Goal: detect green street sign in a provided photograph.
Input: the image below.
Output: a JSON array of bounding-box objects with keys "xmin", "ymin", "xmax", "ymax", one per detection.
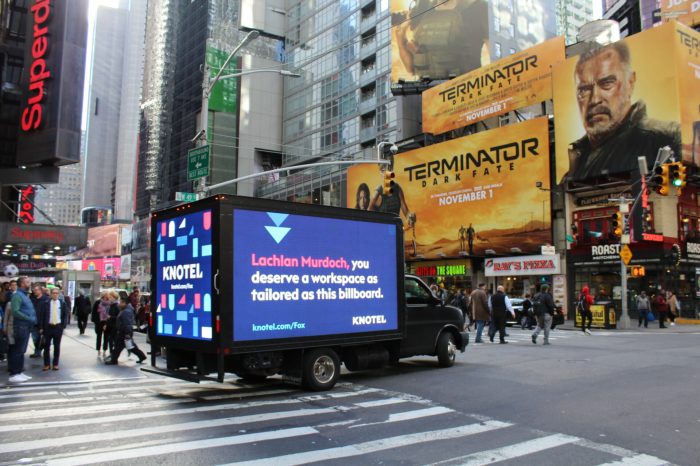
[
  {"xmin": 188, "ymin": 145, "xmax": 210, "ymax": 181},
  {"xmin": 175, "ymin": 192, "xmax": 198, "ymax": 202}
]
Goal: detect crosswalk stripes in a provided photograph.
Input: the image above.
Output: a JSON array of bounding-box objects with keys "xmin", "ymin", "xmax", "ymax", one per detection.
[
  {"xmin": 0, "ymin": 377, "xmax": 675, "ymax": 466},
  {"xmin": 466, "ymin": 328, "xmax": 621, "ymax": 347}
]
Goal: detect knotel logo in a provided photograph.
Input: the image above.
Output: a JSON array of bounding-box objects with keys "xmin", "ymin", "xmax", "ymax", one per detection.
[{"xmin": 265, "ymin": 212, "xmax": 291, "ymax": 244}]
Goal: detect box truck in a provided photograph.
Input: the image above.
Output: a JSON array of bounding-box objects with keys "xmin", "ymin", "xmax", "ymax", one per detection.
[{"xmin": 147, "ymin": 195, "xmax": 468, "ymax": 390}]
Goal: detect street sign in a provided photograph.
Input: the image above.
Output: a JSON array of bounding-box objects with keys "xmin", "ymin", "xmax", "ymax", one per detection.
[
  {"xmin": 175, "ymin": 192, "xmax": 198, "ymax": 202},
  {"xmin": 187, "ymin": 145, "xmax": 210, "ymax": 181},
  {"xmin": 541, "ymin": 245, "xmax": 555, "ymax": 255},
  {"xmin": 620, "ymin": 244, "xmax": 633, "ymax": 265}
]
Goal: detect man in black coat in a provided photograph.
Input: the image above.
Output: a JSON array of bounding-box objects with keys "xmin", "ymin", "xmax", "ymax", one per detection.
[
  {"xmin": 105, "ymin": 297, "xmax": 146, "ymax": 365},
  {"xmin": 38, "ymin": 288, "xmax": 69, "ymax": 370},
  {"xmin": 488, "ymin": 285, "xmax": 515, "ymax": 344},
  {"xmin": 531, "ymin": 284, "xmax": 557, "ymax": 346},
  {"xmin": 73, "ymin": 291, "xmax": 91, "ymax": 335}
]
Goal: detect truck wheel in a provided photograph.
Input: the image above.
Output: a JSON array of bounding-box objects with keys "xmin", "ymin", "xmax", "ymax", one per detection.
[
  {"xmin": 302, "ymin": 348, "xmax": 340, "ymax": 391},
  {"xmin": 437, "ymin": 332, "xmax": 457, "ymax": 367}
]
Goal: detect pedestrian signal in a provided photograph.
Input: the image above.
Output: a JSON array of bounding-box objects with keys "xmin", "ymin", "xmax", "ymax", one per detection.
[
  {"xmin": 630, "ymin": 266, "xmax": 645, "ymax": 277},
  {"xmin": 611, "ymin": 211, "xmax": 622, "ymax": 237},
  {"xmin": 383, "ymin": 171, "xmax": 395, "ymax": 195},
  {"xmin": 651, "ymin": 164, "xmax": 670, "ymax": 196}
]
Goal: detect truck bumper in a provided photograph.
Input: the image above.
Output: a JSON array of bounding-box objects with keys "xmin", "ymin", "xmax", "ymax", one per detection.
[{"xmin": 458, "ymin": 331, "xmax": 469, "ymax": 352}]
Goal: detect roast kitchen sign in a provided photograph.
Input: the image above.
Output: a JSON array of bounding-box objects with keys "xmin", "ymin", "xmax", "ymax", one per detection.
[{"xmin": 485, "ymin": 255, "xmax": 561, "ymax": 277}]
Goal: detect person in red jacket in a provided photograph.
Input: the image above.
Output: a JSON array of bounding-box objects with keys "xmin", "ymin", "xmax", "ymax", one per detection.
[
  {"xmin": 654, "ymin": 290, "xmax": 668, "ymax": 329},
  {"xmin": 577, "ymin": 286, "xmax": 594, "ymax": 334}
]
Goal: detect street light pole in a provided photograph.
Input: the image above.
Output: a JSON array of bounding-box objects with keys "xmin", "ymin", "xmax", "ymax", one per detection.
[{"xmin": 197, "ymin": 30, "xmax": 261, "ymax": 194}]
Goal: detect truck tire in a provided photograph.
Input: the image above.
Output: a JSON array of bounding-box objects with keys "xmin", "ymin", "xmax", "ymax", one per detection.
[
  {"xmin": 437, "ymin": 332, "xmax": 457, "ymax": 367},
  {"xmin": 302, "ymin": 348, "xmax": 340, "ymax": 391}
]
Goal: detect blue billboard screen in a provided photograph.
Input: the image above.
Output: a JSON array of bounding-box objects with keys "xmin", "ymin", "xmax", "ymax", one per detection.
[
  {"xmin": 233, "ymin": 209, "xmax": 399, "ymax": 341},
  {"xmin": 155, "ymin": 209, "xmax": 213, "ymax": 341}
]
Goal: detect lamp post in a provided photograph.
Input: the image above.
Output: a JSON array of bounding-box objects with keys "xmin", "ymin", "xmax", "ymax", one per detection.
[{"xmin": 196, "ymin": 30, "xmax": 261, "ymax": 194}]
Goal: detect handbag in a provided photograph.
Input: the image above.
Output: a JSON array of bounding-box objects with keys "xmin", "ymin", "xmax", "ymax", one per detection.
[
  {"xmin": 0, "ymin": 333, "xmax": 8, "ymax": 354},
  {"xmin": 125, "ymin": 337, "xmax": 135, "ymax": 350},
  {"xmin": 647, "ymin": 310, "xmax": 655, "ymax": 322}
]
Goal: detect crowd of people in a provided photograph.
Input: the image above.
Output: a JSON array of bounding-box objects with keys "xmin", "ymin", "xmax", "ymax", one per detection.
[{"xmin": 0, "ymin": 278, "xmax": 149, "ymax": 384}]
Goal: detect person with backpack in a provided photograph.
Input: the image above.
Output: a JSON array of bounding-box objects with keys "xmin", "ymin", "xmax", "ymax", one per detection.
[
  {"xmin": 521, "ymin": 294, "xmax": 533, "ymax": 330},
  {"xmin": 531, "ymin": 284, "xmax": 556, "ymax": 345},
  {"xmin": 636, "ymin": 290, "xmax": 651, "ymax": 328},
  {"xmin": 577, "ymin": 286, "xmax": 594, "ymax": 334}
]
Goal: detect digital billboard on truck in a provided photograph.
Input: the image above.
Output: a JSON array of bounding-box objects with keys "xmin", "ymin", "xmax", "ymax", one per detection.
[
  {"xmin": 154, "ymin": 209, "xmax": 213, "ymax": 341},
  {"xmin": 232, "ymin": 209, "xmax": 399, "ymax": 341}
]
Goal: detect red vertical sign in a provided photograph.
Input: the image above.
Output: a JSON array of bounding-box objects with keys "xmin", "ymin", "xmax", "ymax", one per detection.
[{"xmin": 19, "ymin": 186, "xmax": 36, "ymax": 224}]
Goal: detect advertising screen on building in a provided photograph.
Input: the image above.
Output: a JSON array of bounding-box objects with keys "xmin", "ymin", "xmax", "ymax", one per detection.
[
  {"xmin": 347, "ymin": 117, "xmax": 552, "ymax": 258},
  {"xmin": 391, "ymin": 0, "xmax": 490, "ymax": 83},
  {"xmin": 232, "ymin": 209, "xmax": 399, "ymax": 341},
  {"xmin": 423, "ymin": 37, "xmax": 565, "ymax": 135},
  {"xmin": 553, "ymin": 21, "xmax": 700, "ymax": 184},
  {"xmin": 660, "ymin": 0, "xmax": 700, "ymax": 27},
  {"xmin": 155, "ymin": 209, "xmax": 213, "ymax": 341},
  {"xmin": 82, "ymin": 257, "xmax": 121, "ymax": 280}
]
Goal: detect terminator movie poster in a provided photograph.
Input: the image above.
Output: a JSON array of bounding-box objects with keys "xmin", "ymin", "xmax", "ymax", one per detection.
[{"xmin": 347, "ymin": 117, "xmax": 552, "ymax": 259}]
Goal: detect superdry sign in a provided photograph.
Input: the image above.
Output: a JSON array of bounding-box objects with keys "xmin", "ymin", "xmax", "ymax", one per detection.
[
  {"xmin": 485, "ymin": 255, "xmax": 561, "ymax": 277},
  {"xmin": 20, "ymin": 0, "xmax": 52, "ymax": 132}
]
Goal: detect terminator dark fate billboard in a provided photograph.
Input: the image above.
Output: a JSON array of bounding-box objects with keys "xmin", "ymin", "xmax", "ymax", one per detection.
[
  {"xmin": 232, "ymin": 209, "xmax": 399, "ymax": 341},
  {"xmin": 155, "ymin": 210, "xmax": 213, "ymax": 341},
  {"xmin": 347, "ymin": 117, "xmax": 552, "ymax": 258}
]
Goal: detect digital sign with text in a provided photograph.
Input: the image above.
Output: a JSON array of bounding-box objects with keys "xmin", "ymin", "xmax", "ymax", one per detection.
[
  {"xmin": 233, "ymin": 210, "xmax": 399, "ymax": 341},
  {"xmin": 155, "ymin": 210, "xmax": 213, "ymax": 341}
]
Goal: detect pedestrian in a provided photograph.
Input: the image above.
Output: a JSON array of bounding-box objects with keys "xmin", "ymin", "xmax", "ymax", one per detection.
[
  {"xmin": 469, "ymin": 283, "xmax": 489, "ymax": 343},
  {"xmin": 38, "ymin": 288, "xmax": 69, "ymax": 371},
  {"xmin": 654, "ymin": 290, "xmax": 668, "ymax": 328},
  {"xmin": 577, "ymin": 286, "xmax": 594, "ymax": 334},
  {"xmin": 29, "ymin": 285, "xmax": 48, "ymax": 358},
  {"xmin": 73, "ymin": 291, "xmax": 91, "ymax": 335},
  {"xmin": 7, "ymin": 276, "xmax": 37, "ymax": 383},
  {"xmin": 488, "ymin": 285, "xmax": 515, "ymax": 344},
  {"xmin": 521, "ymin": 294, "xmax": 533, "ymax": 330},
  {"xmin": 94, "ymin": 292, "xmax": 111, "ymax": 356},
  {"xmin": 105, "ymin": 291, "xmax": 121, "ymax": 356},
  {"xmin": 128, "ymin": 287, "xmax": 140, "ymax": 310},
  {"xmin": 636, "ymin": 291, "xmax": 650, "ymax": 328},
  {"xmin": 531, "ymin": 284, "xmax": 556, "ymax": 345},
  {"xmin": 105, "ymin": 297, "xmax": 146, "ymax": 365},
  {"xmin": 667, "ymin": 290, "xmax": 678, "ymax": 326}
]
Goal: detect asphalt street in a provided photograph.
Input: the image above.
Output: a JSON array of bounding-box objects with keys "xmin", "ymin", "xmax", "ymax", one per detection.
[{"xmin": 1, "ymin": 322, "xmax": 698, "ymax": 465}]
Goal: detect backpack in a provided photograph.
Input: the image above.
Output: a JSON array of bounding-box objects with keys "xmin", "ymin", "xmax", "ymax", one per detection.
[
  {"xmin": 576, "ymin": 294, "xmax": 589, "ymax": 314},
  {"xmin": 532, "ymin": 294, "xmax": 544, "ymax": 316}
]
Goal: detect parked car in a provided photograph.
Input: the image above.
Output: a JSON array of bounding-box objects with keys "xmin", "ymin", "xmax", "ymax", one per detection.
[{"xmin": 507, "ymin": 298, "xmax": 525, "ymax": 326}]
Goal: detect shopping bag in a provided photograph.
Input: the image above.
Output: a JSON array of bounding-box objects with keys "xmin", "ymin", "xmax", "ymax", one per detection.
[{"xmin": 647, "ymin": 311, "xmax": 655, "ymax": 322}]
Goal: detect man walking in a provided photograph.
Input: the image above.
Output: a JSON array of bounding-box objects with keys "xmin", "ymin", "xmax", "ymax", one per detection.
[
  {"xmin": 488, "ymin": 285, "xmax": 515, "ymax": 344},
  {"xmin": 654, "ymin": 290, "xmax": 668, "ymax": 329},
  {"xmin": 470, "ymin": 283, "xmax": 489, "ymax": 343},
  {"xmin": 577, "ymin": 286, "xmax": 594, "ymax": 334},
  {"xmin": 7, "ymin": 277, "xmax": 37, "ymax": 383},
  {"xmin": 636, "ymin": 291, "xmax": 650, "ymax": 328},
  {"xmin": 38, "ymin": 288, "xmax": 69, "ymax": 371},
  {"xmin": 531, "ymin": 284, "xmax": 556, "ymax": 346},
  {"xmin": 73, "ymin": 291, "xmax": 91, "ymax": 335},
  {"xmin": 105, "ymin": 297, "xmax": 146, "ymax": 365}
]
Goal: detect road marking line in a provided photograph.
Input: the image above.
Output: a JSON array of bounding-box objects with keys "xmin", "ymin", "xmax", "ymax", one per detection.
[
  {"xmin": 44, "ymin": 426, "xmax": 318, "ymax": 466},
  {"xmin": 0, "ymin": 408, "xmax": 333, "ymax": 454},
  {"xmin": 597, "ymin": 454, "xmax": 672, "ymax": 465},
  {"xmin": 354, "ymin": 397, "xmax": 407, "ymax": 408},
  {"xmin": 0, "ymin": 388, "xmax": 377, "ymax": 432},
  {"xmin": 221, "ymin": 420, "xmax": 512, "ymax": 466},
  {"xmin": 430, "ymin": 433, "xmax": 579, "ymax": 465},
  {"xmin": 350, "ymin": 406, "xmax": 453, "ymax": 428}
]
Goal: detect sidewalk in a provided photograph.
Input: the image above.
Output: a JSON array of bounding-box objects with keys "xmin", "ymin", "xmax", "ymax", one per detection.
[
  {"xmin": 1, "ymin": 323, "xmax": 155, "ymax": 387},
  {"xmin": 556, "ymin": 319, "xmax": 700, "ymax": 332}
]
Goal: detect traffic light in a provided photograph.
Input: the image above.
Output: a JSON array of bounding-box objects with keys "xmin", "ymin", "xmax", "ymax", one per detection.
[
  {"xmin": 651, "ymin": 163, "xmax": 670, "ymax": 196},
  {"xmin": 611, "ymin": 211, "xmax": 623, "ymax": 237},
  {"xmin": 642, "ymin": 208, "xmax": 653, "ymax": 232},
  {"xmin": 669, "ymin": 162, "xmax": 686, "ymax": 193},
  {"xmin": 382, "ymin": 170, "xmax": 395, "ymax": 195},
  {"xmin": 630, "ymin": 266, "xmax": 646, "ymax": 277}
]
